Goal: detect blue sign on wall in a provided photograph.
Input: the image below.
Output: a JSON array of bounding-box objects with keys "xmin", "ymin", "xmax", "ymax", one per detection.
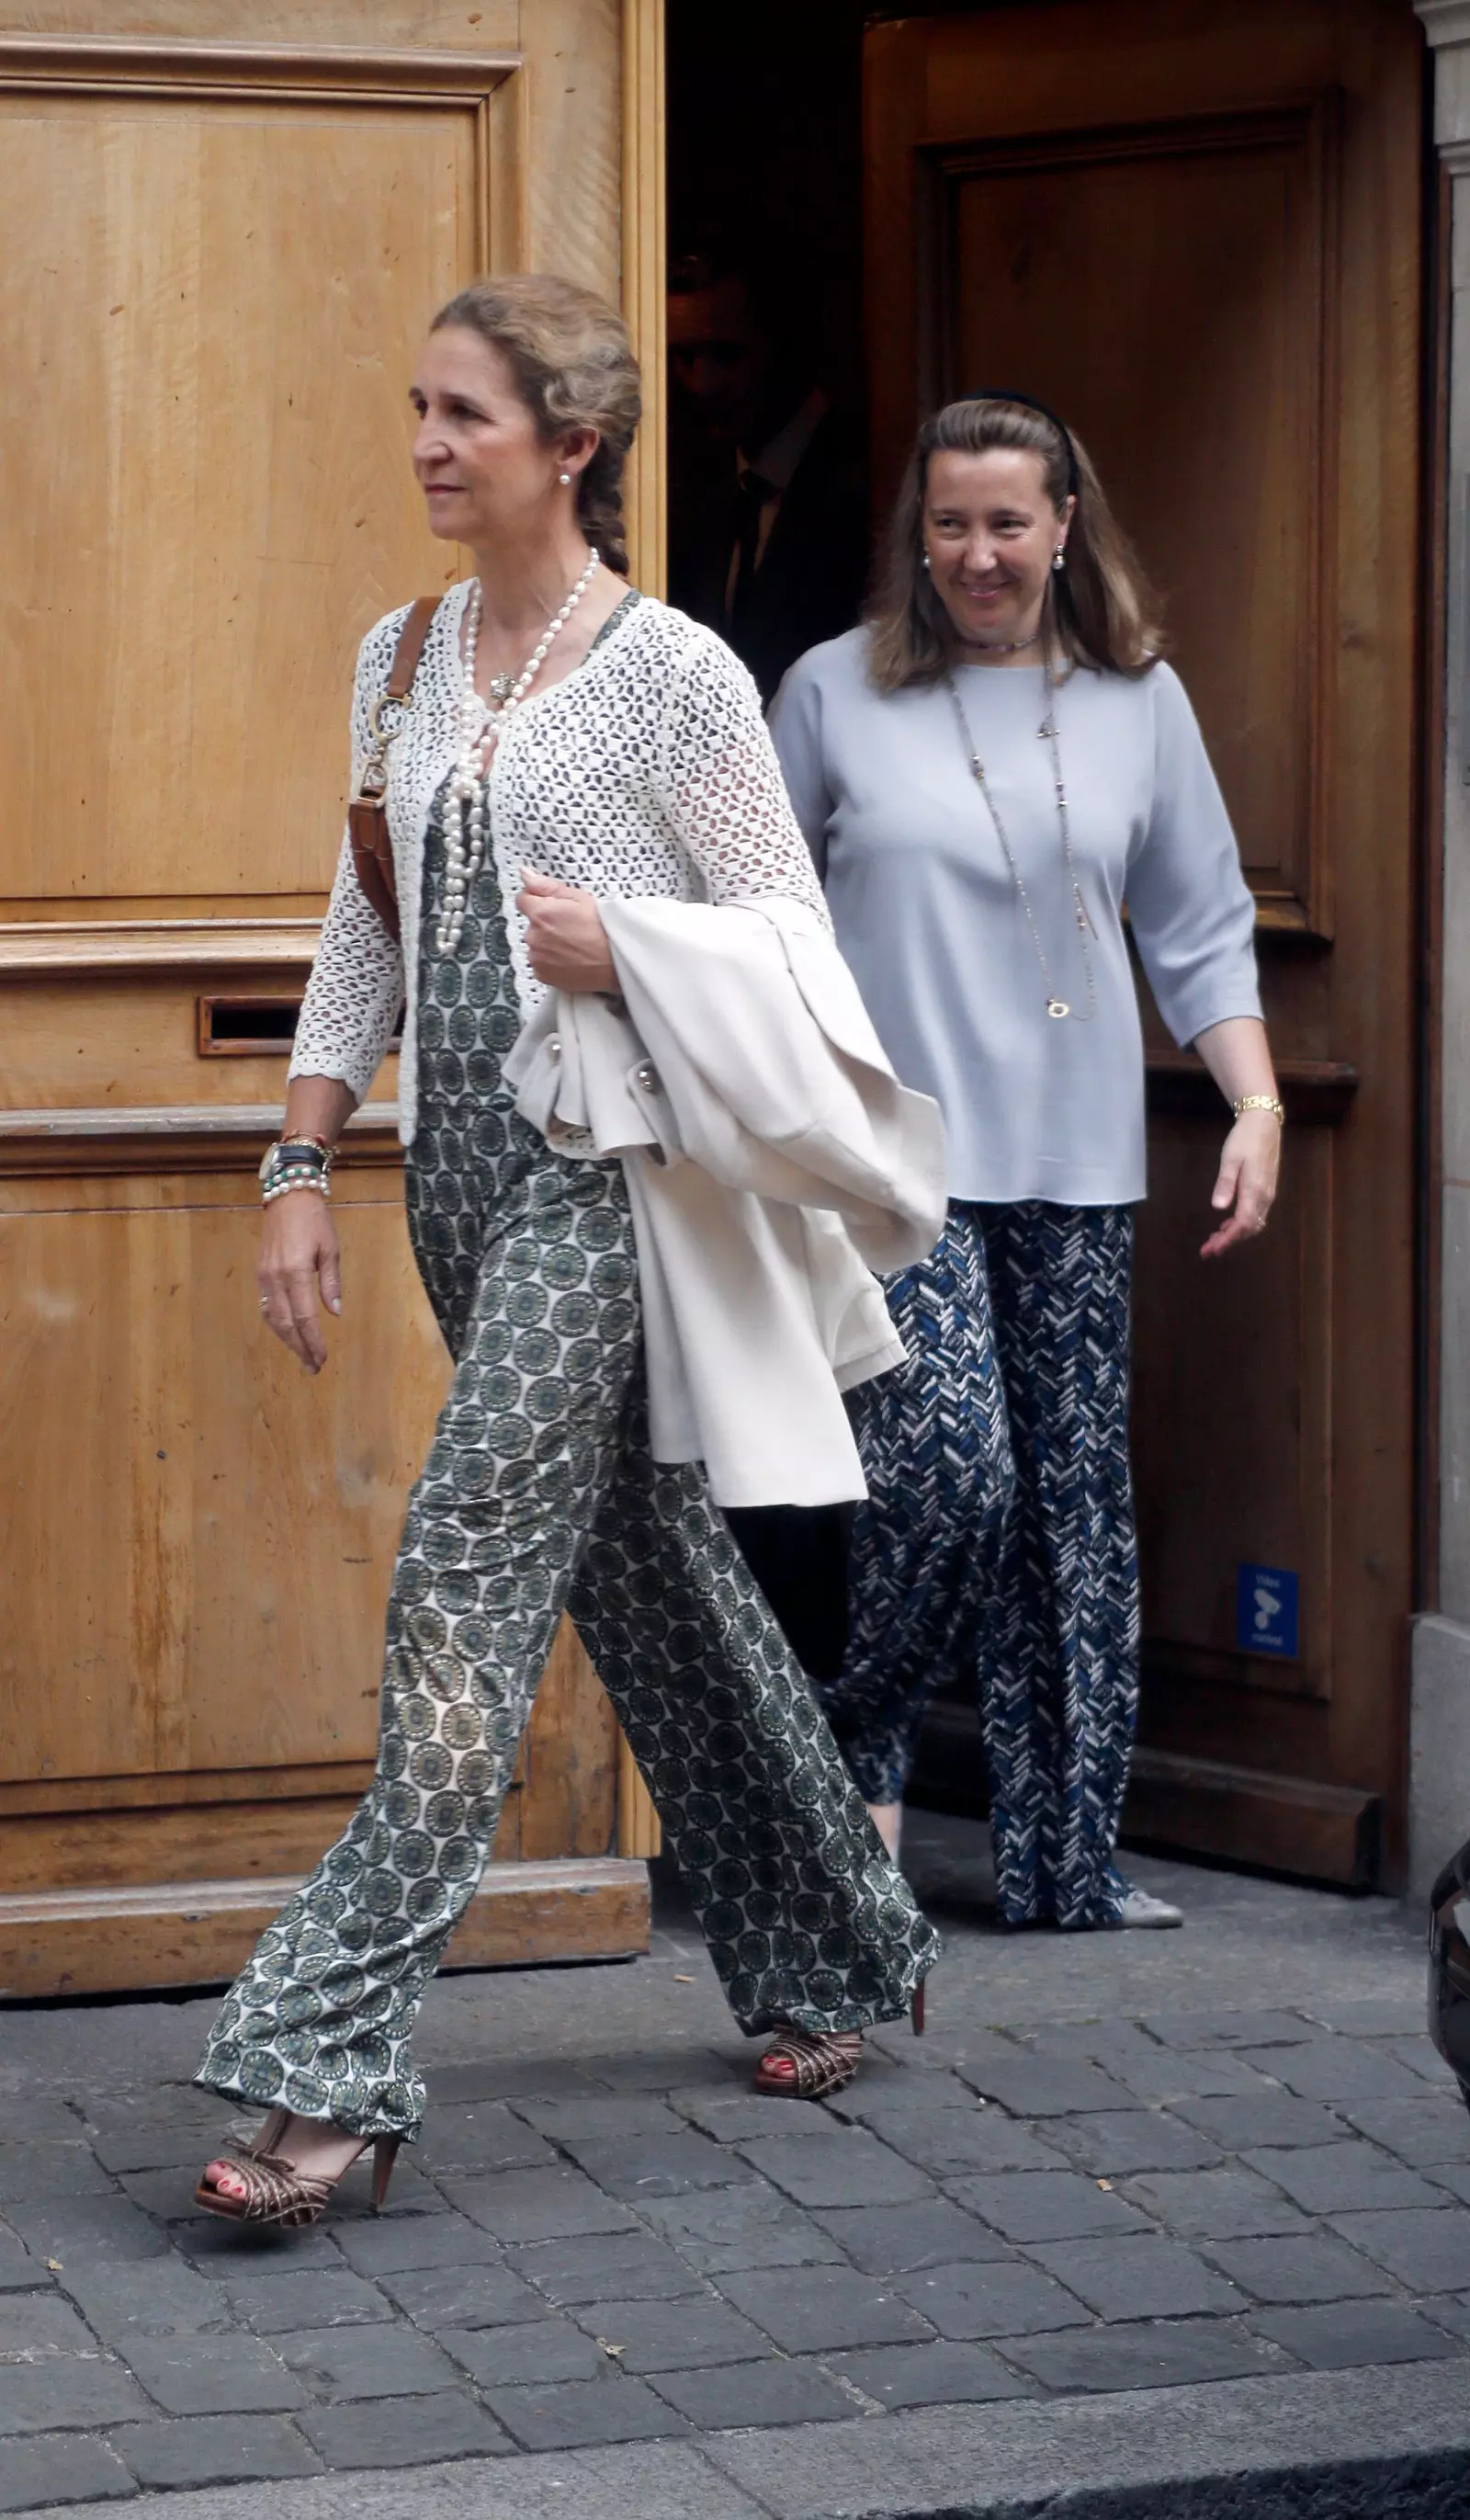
[{"xmin": 1237, "ymin": 1563, "xmax": 1299, "ymax": 1659}]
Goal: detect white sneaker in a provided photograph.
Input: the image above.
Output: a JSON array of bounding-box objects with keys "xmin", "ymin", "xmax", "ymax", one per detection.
[{"xmin": 1116, "ymin": 1885, "xmax": 1184, "ymax": 1929}]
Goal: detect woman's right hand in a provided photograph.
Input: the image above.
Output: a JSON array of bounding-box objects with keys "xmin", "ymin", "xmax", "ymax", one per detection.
[{"xmin": 258, "ymin": 1189, "xmax": 342, "ymax": 1375}]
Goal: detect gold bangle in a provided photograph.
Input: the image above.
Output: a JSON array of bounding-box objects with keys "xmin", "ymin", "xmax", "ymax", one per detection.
[{"xmin": 1233, "ymin": 1094, "xmax": 1284, "ymax": 1125}]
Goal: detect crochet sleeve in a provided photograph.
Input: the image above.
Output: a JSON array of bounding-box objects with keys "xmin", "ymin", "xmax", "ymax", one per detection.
[
  {"xmin": 288, "ymin": 624, "xmax": 407, "ymax": 1104},
  {"xmin": 657, "ymin": 630, "xmax": 832, "ymax": 926}
]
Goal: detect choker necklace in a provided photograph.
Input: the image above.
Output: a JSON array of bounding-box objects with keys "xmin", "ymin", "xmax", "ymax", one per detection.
[
  {"xmin": 956, "ymin": 628, "xmax": 1043, "ymax": 659},
  {"xmin": 438, "ymin": 550, "xmax": 600, "ymax": 954},
  {"xmin": 944, "ymin": 657, "xmax": 1097, "ymax": 1023}
]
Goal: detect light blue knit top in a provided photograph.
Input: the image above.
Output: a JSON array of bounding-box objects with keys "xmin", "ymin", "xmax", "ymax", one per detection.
[{"xmin": 769, "ymin": 630, "xmax": 1261, "ymax": 1204}]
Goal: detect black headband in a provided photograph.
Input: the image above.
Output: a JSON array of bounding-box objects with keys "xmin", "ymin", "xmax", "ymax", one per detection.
[{"xmin": 961, "ymin": 389, "xmax": 1080, "ymax": 495}]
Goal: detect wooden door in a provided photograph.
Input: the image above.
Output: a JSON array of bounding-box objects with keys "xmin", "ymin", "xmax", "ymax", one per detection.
[
  {"xmin": 0, "ymin": 0, "xmax": 664, "ymax": 1996},
  {"xmin": 868, "ymin": 0, "xmax": 1421, "ymax": 1884}
]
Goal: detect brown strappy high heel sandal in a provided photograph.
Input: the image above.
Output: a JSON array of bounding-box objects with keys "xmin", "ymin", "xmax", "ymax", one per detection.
[
  {"xmin": 753, "ymin": 1978, "xmax": 927, "ymax": 2102},
  {"xmin": 754, "ymin": 2027, "xmax": 865, "ymax": 2100},
  {"xmin": 195, "ymin": 2108, "xmax": 401, "ymax": 2231}
]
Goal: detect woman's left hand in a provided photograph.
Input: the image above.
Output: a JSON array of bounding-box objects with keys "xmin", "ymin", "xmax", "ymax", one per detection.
[
  {"xmin": 1201, "ymin": 1110, "xmax": 1282, "ymax": 1258},
  {"xmin": 517, "ymin": 867, "xmax": 618, "ymax": 993}
]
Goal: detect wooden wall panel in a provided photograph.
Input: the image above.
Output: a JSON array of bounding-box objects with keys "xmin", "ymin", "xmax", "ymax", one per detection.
[{"xmin": 0, "ymin": 7, "xmax": 519, "ymax": 47}]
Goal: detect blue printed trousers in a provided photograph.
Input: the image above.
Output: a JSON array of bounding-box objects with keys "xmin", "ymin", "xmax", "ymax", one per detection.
[{"xmin": 819, "ymin": 1201, "xmax": 1140, "ymax": 1930}]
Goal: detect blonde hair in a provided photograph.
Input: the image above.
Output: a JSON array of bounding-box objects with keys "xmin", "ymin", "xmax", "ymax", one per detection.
[
  {"xmin": 431, "ymin": 273, "xmax": 641, "ymax": 574},
  {"xmin": 866, "ymin": 397, "xmax": 1161, "ymax": 690}
]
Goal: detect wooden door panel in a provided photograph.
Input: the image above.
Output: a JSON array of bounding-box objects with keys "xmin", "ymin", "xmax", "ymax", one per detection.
[
  {"xmin": 0, "ymin": 1190, "xmax": 441, "ymax": 1782},
  {"xmin": 0, "ymin": 0, "xmax": 662, "ymax": 1992},
  {"xmin": 0, "ymin": 977, "xmax": 335, "ymax": 1111},
  {"xmin": 0, "ymin": 1172, "xmax": 618, "ymax": 1821},
  {"xmin": 869, "ymin": 0, "xmax": 1419, "ymax": 1881},
  {"xmin": 944, "ymin": 107, "xmax": 1326, "ymax": 925},
  {"xmin": 1133, "ymin": 1114, "xmax": 1334, "ymax": 1705},
  {"xmin": 0, "ymin": 80, "xmax": 479, "ymax": 904}
]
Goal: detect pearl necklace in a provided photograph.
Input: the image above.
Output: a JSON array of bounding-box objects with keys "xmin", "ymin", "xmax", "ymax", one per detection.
[{"xmin": 437, "ymin": 548, "xmax": 600, "ymax": 953}]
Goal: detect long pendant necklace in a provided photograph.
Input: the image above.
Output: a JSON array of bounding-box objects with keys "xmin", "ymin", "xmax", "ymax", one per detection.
[
  {"xmin": 944, "ymin": 659, "xmax": 1097, "ymax": 1023},
  {"xmin": 438, "ymin": 547, "xmax": 600, "ymax": 954}
]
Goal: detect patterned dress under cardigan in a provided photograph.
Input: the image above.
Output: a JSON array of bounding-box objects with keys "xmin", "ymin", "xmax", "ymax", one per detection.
[{"xmin": 196, "ymin": 601, "xmax": 936, "ymax": 2140}]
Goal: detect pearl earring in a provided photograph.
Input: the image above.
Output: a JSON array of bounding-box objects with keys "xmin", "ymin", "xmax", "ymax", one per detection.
[
  {"xmin": 922, "ymin": 552, "xmax": 931, "ymax": 571},
  {"xmin": 1052, "ymin": 547, "xmax": 1067, "ymax": 573},
  {"xmin": 559, "ymin": 471, "xmax": 572, "ymax": 486}
]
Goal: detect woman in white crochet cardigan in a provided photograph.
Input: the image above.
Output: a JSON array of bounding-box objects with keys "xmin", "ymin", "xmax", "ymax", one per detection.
[{"xmin": 190, "ymin": 275, "xmax": 936, "ymax": 2232}]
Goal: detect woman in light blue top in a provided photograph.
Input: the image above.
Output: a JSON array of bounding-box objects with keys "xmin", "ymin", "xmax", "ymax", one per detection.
[{"xmin": 769, "ymin": 394, "xmax": 1282, "ymax": 1931}]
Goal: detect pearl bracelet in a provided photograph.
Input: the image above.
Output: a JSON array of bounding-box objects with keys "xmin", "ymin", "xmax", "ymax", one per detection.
[
  {"xmin": 259, "ymin": 1135, "xmax": 334, "ymax": 1203},
  {"xmin": 263, "ymin": 1169, "xmax": 331, "ymax": 1205}
]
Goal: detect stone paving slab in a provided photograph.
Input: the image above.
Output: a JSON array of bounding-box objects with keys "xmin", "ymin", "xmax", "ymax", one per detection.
[
  {"xmin": 220, "ymin": 2270, "xmax": 392, "ymax": 2335},
  {"xmin": 808, "ymin": 2196, "xmax": 1014, "ymax": 2273},
  {"xmin": 826, "ymin": 2339, "xmax": 1031, "ymax": 2408},
  {"xmin": 0, "ymin": 2437, "xmax": 134, "ymax": 2513},
  {"xmin": 645, "ymin": 2356, "xmax": 853, "ymax": 2429},
  {"xmin": 1047, "ymin": 2113, "xmax": 1226, "ymax": 2176},
  {"xmin": 437, "ymin": 2315, "xmax": 609, "ymax": 2386},
  {"xmin": 1250, "ymin": 2299, "xmax": 1464, "ymax": 2369},
  {"xmin": 371, "ymin": 2260, "xmax": 546, "ymax": 2332},
  {"xmin": 564, "ymin": 2293, "xmax": 769, "ymax": 2372},
  {"xmin": 296, "ymin": 2392, "xmax": 508, "ymax": 2469},
  {"xmin": 108, "ymin": 2412, "xmax": 323, "ymax": 2490},
  {"xmin": 480, "ymin": 2372, "xmax": 687, "ymax": 2450},
  {"xmin": 1, "ymin": 1823, "xmax": 1468, "ymax": 2514},
  {"xmin": 1116, "ymin": 2167, "xmax": 1309, "ymax": 2240},
  {"xmin": 995, "ymin": 2315, "xmax": 1279, "ymax": 2394},
  {"xmin": 948, "ymin": 2171, "xmax": 1148, "ymax": 2242}
]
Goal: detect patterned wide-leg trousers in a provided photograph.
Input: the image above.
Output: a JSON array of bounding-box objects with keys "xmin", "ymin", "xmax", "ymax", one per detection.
[
  {"xmin": 820, "ymin": 1200, "xmax": 1139, "ymax": 1931},
  {"xmin": 196, "ymin": 1155, "xmax": 936, "ymax": 2140}
]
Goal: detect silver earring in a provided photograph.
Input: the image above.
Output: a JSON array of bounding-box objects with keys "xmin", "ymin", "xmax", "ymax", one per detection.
[
  {"xmin": 560, "ymin": 471, "xmax": 572, "ymax": 486},
  {"xmin": 1052, "ymin": 547, "xmax": 1066, "ymax": 573}
]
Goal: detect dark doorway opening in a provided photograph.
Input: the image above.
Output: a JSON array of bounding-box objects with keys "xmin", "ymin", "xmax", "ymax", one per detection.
[{"xmin": 665, "ymin": 0, "xmax": 875, "ymax": 698}]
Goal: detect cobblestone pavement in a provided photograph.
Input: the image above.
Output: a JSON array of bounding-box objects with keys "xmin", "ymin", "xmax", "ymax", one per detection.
[{"xmin": 0, "ymin": 1817, "xmax": 1464, "ymax": 2512}]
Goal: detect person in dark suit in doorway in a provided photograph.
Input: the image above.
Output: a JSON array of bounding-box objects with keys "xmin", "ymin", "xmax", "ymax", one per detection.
[
  {"xmin": 666, "ymin": 235, "xmax": 871, "ymax": 1687},
  {"xmin": 667, "ymin": 235, "xmax": 870, "ymax": 703}
]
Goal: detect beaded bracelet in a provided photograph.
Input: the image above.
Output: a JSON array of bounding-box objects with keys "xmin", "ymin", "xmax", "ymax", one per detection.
[
  {"xmin": 263, "ymin": 1166, "xmax": 331, "ymax": 1205},
  {"xmin": 259, "ymin": 1136, "xmax": 334, "ymax": 1204}
]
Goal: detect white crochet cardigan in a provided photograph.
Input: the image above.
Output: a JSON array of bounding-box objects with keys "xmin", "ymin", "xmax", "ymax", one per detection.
[{"xmin": 289, "ymin": 583, "xmax": 830, "ymax": 1142}]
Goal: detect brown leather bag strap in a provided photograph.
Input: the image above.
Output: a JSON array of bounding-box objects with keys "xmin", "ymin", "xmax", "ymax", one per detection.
[
  {"xmin": 346, "ymin": 595, "xmax": 441, "ymax": 945},
  {"xmin": 384, "ymin": 595, "xmax": 439, "ymax": 701}
]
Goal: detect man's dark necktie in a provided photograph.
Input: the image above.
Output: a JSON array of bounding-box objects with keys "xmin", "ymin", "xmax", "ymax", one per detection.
[{"xmin": 729, "ymin": 469, "xmax": 777, "ymax": 630}]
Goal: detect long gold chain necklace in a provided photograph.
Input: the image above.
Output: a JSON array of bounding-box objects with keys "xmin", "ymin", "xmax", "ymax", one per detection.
[{"xmin": 944, "ymin": 659, "xmax": 1097, "ymax": 1023}]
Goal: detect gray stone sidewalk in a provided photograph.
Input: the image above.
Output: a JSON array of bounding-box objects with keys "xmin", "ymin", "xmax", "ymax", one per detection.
[{"xmin": 1, "ymin": 1814, "xmax": 1467, "ymax": 2515}]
